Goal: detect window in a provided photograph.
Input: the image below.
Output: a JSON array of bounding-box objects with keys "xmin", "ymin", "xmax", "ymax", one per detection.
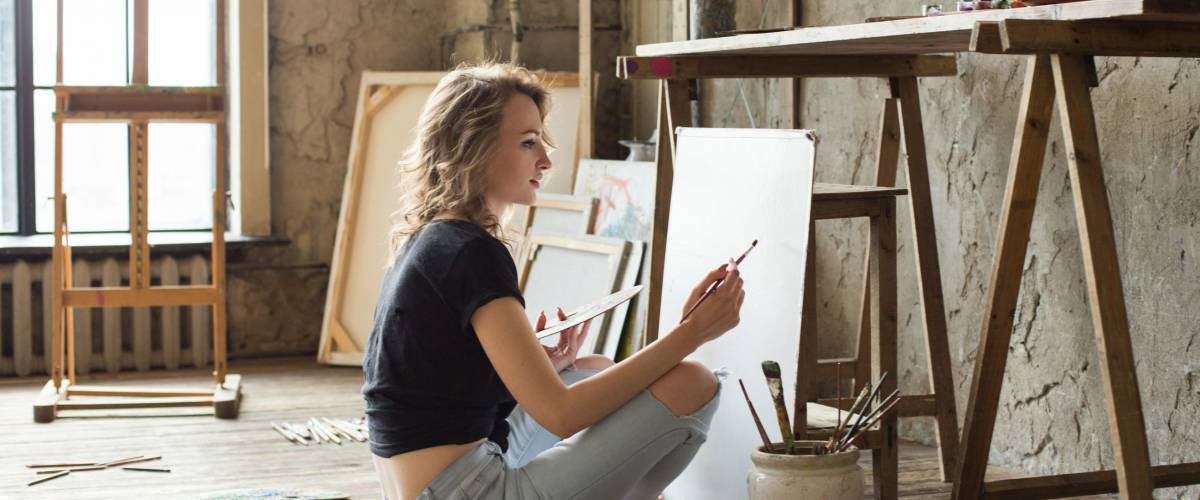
[{"xmin": 2, "ymin": 0, "xmax": 220, "ymax": 235}]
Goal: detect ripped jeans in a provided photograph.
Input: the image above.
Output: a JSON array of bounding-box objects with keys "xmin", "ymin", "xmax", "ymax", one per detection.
[{"xmin": 414, "ymin": 367, "xmax": 721, "ymax": 500}]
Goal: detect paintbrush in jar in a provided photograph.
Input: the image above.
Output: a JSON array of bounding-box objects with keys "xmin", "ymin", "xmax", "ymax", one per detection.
[{"xmin": 761, "ymin": 360, "xmax": 794, "ymax": 454}]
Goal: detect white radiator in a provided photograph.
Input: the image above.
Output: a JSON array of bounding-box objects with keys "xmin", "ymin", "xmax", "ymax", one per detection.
[{"xmin": 0, "ymin": 255, "xmax": 213, "ymax": 377}]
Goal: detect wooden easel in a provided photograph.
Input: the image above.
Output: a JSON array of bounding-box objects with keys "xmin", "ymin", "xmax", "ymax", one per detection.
[{"xmin": 33, "ymin": 0, "xmax": 240, "ymax": 423}]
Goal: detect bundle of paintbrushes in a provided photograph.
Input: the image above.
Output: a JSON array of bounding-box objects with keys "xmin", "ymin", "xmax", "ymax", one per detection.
[
  {"xmin": 25, "ymin": 455, "xmax": 167, "ymax": 487},
  {"xmin": 271, "ymin": 416, "xmax": 368, "ymax": 446},
  {"xmin": 740, "ymin": 361, "xmax": 901, "ymax": 455},
  {"xmin": 824, "ymin": 373, "xmax": 901, "ymax": 454}
]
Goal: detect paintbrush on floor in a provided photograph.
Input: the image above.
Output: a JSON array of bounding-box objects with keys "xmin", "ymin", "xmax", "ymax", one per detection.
[{"xmin": 761, "ymin": 360, "xmax": 794, "ymax": 454}]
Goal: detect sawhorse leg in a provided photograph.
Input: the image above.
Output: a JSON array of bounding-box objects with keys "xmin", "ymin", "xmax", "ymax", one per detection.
[
  {"xmin": 954, "ymin": 53, "xmax": 1154, "ymax": 500},
  {"xmin": 855, "ymin": 77, "xmax": 961, "ymax": 482}
]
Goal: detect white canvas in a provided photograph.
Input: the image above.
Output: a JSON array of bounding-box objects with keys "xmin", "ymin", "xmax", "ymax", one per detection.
[{"xmin": 659, "ymin": 128, "xmax": 817, "ymax": 500}]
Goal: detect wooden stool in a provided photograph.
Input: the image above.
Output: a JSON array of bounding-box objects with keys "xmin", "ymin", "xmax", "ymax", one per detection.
[{"xmin": 791, "ymin": 183, "xmax": 957, "ymax": 500}]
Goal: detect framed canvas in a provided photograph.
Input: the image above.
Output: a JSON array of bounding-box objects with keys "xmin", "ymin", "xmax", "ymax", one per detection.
[{"xmin": 317, "ymin": 71, "xmax": 583, "ymax": 366}]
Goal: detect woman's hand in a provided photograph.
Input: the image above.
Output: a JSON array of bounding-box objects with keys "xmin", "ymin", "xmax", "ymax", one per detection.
[
  {"xmin": 534, "ymin": 307, "xmax": 594, "ymax": 372},
  {"xmin": 678, "ymin": 259, "xmax": 745, "ymax": 345}
]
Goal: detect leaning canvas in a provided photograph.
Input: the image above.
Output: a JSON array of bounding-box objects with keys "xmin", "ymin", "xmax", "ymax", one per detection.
[{"xmin": 659, "ymin": 128, "xmax": 817, "ymax": 500}]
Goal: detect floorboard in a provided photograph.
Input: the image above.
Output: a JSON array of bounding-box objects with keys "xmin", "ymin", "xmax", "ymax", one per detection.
[{"xmin": 0, "ymin": 358, "xmax": 1116, "ymax": 499}]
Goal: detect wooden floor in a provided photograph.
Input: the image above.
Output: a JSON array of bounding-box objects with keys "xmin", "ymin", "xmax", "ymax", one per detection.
[{"xmin": 0, "ymin": 358, "xmax": 1106, "ymax": 499}]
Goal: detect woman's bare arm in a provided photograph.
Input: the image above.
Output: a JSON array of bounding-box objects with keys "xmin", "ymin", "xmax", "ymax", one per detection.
[{"xmin": 473, "ymin": 262, "xmax": 743, "ymax": 438}]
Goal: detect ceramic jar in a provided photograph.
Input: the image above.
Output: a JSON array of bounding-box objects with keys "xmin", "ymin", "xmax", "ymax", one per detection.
[{"xmin": 747, "ymin": 441, "xmax": 864, "ymax": 500}]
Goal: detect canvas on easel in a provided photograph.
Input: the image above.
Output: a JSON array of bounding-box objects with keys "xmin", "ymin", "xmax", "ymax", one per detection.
[{"xmin": 317, "ymin": 71, "xmax": 584, "ymax": 366}]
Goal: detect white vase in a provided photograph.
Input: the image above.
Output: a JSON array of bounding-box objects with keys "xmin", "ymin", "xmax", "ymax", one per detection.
[{"xmin": 747, "ymin": 441, "xmax": 864, "ymax": 500}]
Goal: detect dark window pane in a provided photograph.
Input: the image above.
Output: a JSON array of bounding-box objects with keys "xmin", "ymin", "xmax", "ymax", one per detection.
[
  {"xmin": 61, "ymin": 0, "xmax": 126, "ymax": 85},
  {"xmin": 148, "ymin": 123, "xmax": 213, "ymax": 230},
  {"xmin": 31, "ymin": 0, "xmax": 56, "ymax": 86},
  {"xmin": 0, "ymin": 90, "xmax": 15, "ymax": 232},
  {"xmin": 0, "ymin": 0, "xmax": 14, "ymax": 87},
  {"xmin": 149, "ymin": 0, "xmax": 216, "ymax": 86}
]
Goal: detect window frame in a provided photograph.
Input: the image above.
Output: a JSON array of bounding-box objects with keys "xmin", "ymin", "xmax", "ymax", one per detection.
[
  {"xmin": 4, "ymin": 0, "xmax": 242, "ymax": 237},
  {"xmin": 10, "ymin": 0, "xmax": 36, "ymax": 235}
]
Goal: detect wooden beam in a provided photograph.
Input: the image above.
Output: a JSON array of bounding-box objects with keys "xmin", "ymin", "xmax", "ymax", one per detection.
[
  {"xmin": 1051, "ymin": 52, "xmax": 1153, "ymax": 500},
  {"xmin": 953, "ymin": 55, "xmax": 1057, "ymax": 500},
  {"xmin": 132, "ymin": 0, "xmax": 148, "ymax": 84},
  {"xmin": 857, "ymin": 97, "xmax": 901, "ymax": 396},
  {"xmin": 56, "ymin": 397, "xmax": 214, "ymax": 410},
  {"xmin": 578, "ymin": 0, "xmax": 593, "ymax": 159},
  {"xmin": 617, "ymin": 55, "xmax": 957, "ymax": 80},
  {"xmin": 870, "ymin": 196, "xmax": 898, "ymax": 500},
  {"xmin": 818, "ymin": 394, "xmax": 939, "ymax": 418},
  {"xmin": 812, "ymin": 197, "xmax": 885, "ymax": 220},
  {"xmin": 54, "ymin": 111, "xmax": 225, "ymax": 123},
  {"xmin": 969, "ymin": 21, "xmax": 1004, "ymax": 53},
  {"xmin": 895, "ymin": 76, "xmax": 960, "ymax": 482},
  {"xmin": 67, "ymin": 386, "xmax": 214, "ymax": 397},
  {"xmin": 997, "ymin": 19, "xmax": 1200, "ymax": 57},
  {"xmin": 61, "ymin": 286, "xmax": 220, "ymax": 308},
  {"xmin": 642, "ymin": 79, "xmax": 690, "ymax": 345},
  {"xmin": 56, "ymin": 87, "xmax": 225, "ymax": 113},
  {"xmin": 983, "ymin": 462, "xmax": 1200, "ymax": 499},
  {"xmin": 33, "ymin": 380, "xmax": 62, "ymax": 423}
]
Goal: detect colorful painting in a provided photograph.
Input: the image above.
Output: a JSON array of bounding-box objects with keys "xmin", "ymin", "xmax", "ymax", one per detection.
[{"xmin": 572, "ymin": 159, "xmax": 656, "ymax": 242}]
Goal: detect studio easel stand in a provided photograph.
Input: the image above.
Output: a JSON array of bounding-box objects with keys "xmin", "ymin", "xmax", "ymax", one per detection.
[
  {"xmin": 32, "ymin": 85, "xmax": 240, "ymax": 423},
  {"xmin": 32, "ymin": 0, "xmax": 238, "ymax": 422}
]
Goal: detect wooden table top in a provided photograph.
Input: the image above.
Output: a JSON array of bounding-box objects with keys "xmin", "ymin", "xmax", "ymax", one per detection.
[{"xmin": 634, "ymin": 0, "xmax": 1199, "ymax": 57}]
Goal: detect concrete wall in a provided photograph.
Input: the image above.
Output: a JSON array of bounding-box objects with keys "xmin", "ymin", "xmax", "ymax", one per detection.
[
  {"xmin": 632, "ymin": 1, "xmax": 1199, "ymax": 496},
  {"xmin": 802, "ymin": 5, "xmax": 1199, "ymax": 497}
]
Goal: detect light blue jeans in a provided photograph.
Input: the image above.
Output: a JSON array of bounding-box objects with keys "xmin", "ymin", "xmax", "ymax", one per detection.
[{"xmin": 414, "ymin": 367, "xmax": 721, "ymax": 500}]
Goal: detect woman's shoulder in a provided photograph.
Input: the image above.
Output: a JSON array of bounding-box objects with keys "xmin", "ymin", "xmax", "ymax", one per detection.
[{"xmin": 403, "ymin": 220, "xmax": 510, "ymax": 269}]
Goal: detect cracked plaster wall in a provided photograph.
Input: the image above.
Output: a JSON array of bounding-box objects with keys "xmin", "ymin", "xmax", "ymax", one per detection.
[
  {"xmin": 711, "ymin": 1, "xmax": 1199, "ymax": 496},
  {"xmin": 226, "ymin": 0, "xmax": 623, "ymax": 357}
]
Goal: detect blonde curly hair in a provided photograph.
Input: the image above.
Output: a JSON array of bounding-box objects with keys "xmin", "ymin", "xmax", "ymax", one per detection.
[{"xmin": 389, "ymin": 63, "xmax": 554, "ymax": 258}]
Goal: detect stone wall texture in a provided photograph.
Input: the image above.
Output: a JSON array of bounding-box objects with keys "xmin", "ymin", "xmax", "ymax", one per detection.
[{"xmin": 752, "ymin": 2, "xmax": 1198, "ymax": 497}]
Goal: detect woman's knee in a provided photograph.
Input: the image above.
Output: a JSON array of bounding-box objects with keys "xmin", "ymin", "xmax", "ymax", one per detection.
[
  {"xmin": 574, "ymin": 354, "xmax": 614, "ymax": 372},
  {"xmin": 649, "ymin": 360, "xmax": 718, "ymax": 417}
]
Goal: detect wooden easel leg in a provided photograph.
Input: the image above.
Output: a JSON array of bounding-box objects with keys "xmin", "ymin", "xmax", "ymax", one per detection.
[
  {"xmin": 870, "ymin": 197, "xmax": 898, "ymax": 500},
  {"xmin": 642, "ymin": 78, "xmax": 691, "ymax": 346},
  {"xmin": 855, "ymin": 96, "xmax": 901, "ymax": 390},
  {"xmin": 1050, "ymin": 53, "xmax": 1153, "ymax": 500},
  {"xmin": 953, "ymin": 55, "xmax": 1056, "ymax": 500},
  {"xmin": 793, "ymin": 225, "xmax": 818, "ymax": 440},
  {"xmin": 894, "ymin": 76, "xmax": 961, "ymax": 482}
]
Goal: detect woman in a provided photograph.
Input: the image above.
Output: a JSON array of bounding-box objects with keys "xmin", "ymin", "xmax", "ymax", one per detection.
[{"xmin": 364, "ymin": 62, "xmax": 746, "ymax": 500}]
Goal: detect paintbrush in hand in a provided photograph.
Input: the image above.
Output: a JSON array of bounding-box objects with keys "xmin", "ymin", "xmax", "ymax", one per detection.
[
  {"xmin": 681, "ymin": 240, "xmax": 757, "ymax": 322},
  {"xmin": 739, "ymin": 379, "xmax": 774, "ymax": 452},
  {"xmin": 761, "ymin": 360, "xmax": 794, "ymax": 454}
]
